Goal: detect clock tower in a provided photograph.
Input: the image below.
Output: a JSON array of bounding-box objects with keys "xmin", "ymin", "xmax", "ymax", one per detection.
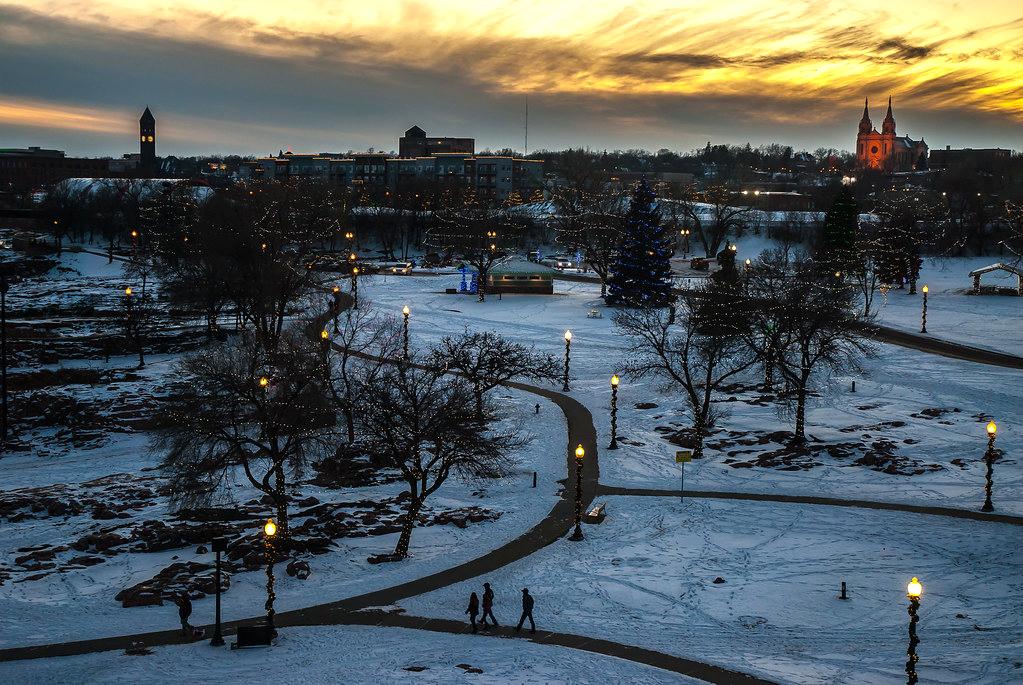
[{"xmin": 139, "ymin": 106, "xmax": 156, "ymax": 176}]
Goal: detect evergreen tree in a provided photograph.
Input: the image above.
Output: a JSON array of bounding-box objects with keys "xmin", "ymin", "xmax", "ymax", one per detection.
[
  {"xmin": 606, "ymin": 180, "xmax": 674, "ymax": 307},
  {"xmin": 820, "ymin": 187, "xmax": 859, "ymax": 274}
]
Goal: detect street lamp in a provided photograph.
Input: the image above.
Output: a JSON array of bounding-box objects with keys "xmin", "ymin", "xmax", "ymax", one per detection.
[
  {"xmin": 209, "ymin": 536, "xmax": 228, "ymax": 646},
  {"xmin": 609, "ymin": 374, "xmax": 620, "ymax": 450},
  {"xmin": 562, "ymin": 330, "xmax": 572, "ymax": 392},
  {"xmin": 906, "ymin": 577, "xmax": 922, "ymax": 684},
  {"xmin": 568, "ymin": 444, "xmax": 585, "ymax": 541},
  {"xmin": 401, "ymin": 305, "xmax": 410, "ymax": 359},
  {"xmin": 982, "ymin": 420, "xmax": 997, "ymax": 512},
  {"xmin": 920, "ymin": 285, "xmax": 928, "ymax": 333},
  {"xmin": 259, "ymin": 376, "xmax": 270, "ymax": 389},
  {"xmin": 263, "ymin": 518, "xmax": 278, "ymax": 637},
  {"xmin": 351, "ymin": 266, "xmax": 359, "ymax": 310}
]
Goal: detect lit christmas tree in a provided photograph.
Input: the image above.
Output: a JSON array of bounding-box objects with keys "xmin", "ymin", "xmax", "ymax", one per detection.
[{"xmin": 606, "ymin": 180, "xmax": 674, "ymax": 307}]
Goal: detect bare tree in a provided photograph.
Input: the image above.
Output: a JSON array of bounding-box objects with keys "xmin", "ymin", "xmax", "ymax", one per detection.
[
  {"xmin": 156, "ymin": 330, "xmax": 336, "ymax": 548},
  {"xmin": 432, "ymin": 329, "xmax": 562, "ymax": 418},
  {"xmin": 356, "ymin": 361, "xmax": 518, "ymax": 559},
  {"xmin": 428, "ymin": 190, "xmax": 515, "ymax": 302},
  {"xmin": 324, "ymin": 304, "xmax": 399, "ymax": 442},
  {"xmin": 549, "ymin": 180, "xmax": 627, "ymax": 297},
  {"xmin": 615, "ymin": 281, "xmax": 755, "ymax": 458},
  {"xmin": 668, "ymin": 185, "xmax": 752, "ymax": 258},
  {"xmin": 745, "ymin": 251, "xmax": 874, "ymax": 443}
]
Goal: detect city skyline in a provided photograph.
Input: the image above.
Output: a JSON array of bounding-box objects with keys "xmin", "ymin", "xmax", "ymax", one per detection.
[{"xmin": 2, "ymin": 1, "xmax": 1022, "ymax": 156}]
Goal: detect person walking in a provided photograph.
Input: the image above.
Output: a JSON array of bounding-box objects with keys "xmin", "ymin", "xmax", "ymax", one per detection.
[
  {"xmin": 515, "ymin": 588, "xmax": 535, "ymax": 634},
  {"xmin": 175, "ymin": 593, "xmax": 193, "ymax": 637},
  {"xmin": 465, "ymin": 591, "xmax": 480, "ymax": 634},
  {"xmin": 480, "ymin": 582, "xmax": 498, "ymax": 630}
]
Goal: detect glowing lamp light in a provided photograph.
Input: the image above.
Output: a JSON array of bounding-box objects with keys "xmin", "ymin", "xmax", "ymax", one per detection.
[
  {"xmin": 264, "ymin": 519, "xmax": 277, "ymax": 537},
  {"xmin": 402, "ymin": 305, "xmax": 410, "ymax": 316},
  {"xmin": 124, "ymin": 287, "xmax": 133, "ymax": 296},
  {"xmin": 349, "ymin": 252, "xmax": 356, "ymax": 262},
  {"xmin": 907, "ymin": 577, "xmax": 922, "ymax": 598},
  {"xmin": 332, "ymin": 286, "xmax": 340, "ymax": 294},
  {"xmin": 345, "ymin": 231, "xmax": 354, "ymax": 240},
  {"xmin": 574, "ymin": 444, "xmax": 585, "ymax": 460},
  {"xmin": 745, "ymin": 258, "xmax": 752, "ymax": 267},
  {"xmin": 352, "ymin": 267, "xmax": 359, "ymax": 275},
  {"xmin": 259, "ymin": 376, "xmax": 269, "ymax": 388},
  {"xmin": 987, "ymin": 420, "xmax": 997, "ymax": 436},
  {"xmin": 564, "ymin": 330, "xmax": 572, "ymax": 341},
  {"xmin": 320, "ymin": 329, "xmax": 329, "ymax": 340},
  {"xmin": 730, "ymin": 244, "xmax": 737, "ymax": 252},
  {"xmin": 611, "ymin": 374, "xmax": 620, "ymax": 387},
  {"xmin": 131, "ymin": 230, "xmax": 138, "ymax": 238},
  {"xmin": 922, "ymin": 285, "xmax": 929, "ymax": 294}
]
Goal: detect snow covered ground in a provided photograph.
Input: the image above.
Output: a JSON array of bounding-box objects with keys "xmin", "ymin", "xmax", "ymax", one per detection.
[
  {"xmin": 870, "ymin": 256, "xmax": 1022, "ymax": 357},
  {"xmin": 1, "ymin": 383, "xmax": 565, "ymax": 648},
  {"xmin": 357, "ymin": 271, "xmax": 1023, "ymax": 515},
  {"xmin": 0, "ymin": 625, "xmax": 695, "ymax": 684},
  {"xmin": 402, "ymin": 496, "xmax": 1023, "ymax": 684}
]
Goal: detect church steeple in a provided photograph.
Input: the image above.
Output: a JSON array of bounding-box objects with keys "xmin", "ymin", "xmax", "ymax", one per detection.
[
  {"xmin": 858, "ymin": 97, "xmax": 872, "ymax": 134},
  {"xmin": 881, "ymin": 96, "xmax": 896, "ymax": 135}
]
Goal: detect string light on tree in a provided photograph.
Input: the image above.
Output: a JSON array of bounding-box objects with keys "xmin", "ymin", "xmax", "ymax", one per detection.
[{"xmin": 920, "ymin": 285, "xmax": 928, "ymax": 333}]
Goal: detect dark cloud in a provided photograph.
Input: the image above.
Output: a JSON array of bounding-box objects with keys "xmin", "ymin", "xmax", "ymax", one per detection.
[
  {"xmin": 878, "ymin": 38, "xmax": 935, "ymax": 61},
  {"xmin": 1, "ymin": 5, "xmax": 1020, "ymax": 156}
]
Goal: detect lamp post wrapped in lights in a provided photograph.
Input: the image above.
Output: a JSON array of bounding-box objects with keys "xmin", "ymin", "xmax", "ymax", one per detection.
[
  {"xmin": 920, "ymin": 285, "xmax": 929, "ymax": 333},
  {"xmin": 263, "ymin": 518, "xmax": 278, "ymax": 637},
  {"xmin": 351, "ymin": 266, "xmax": 359, "ymax": 310},
  {"xmin": 569, "ymin": 444, "xmax": 585, "ymax": 541},
  {"xmin": 402, "ymin": 305, "xmax": 410, "ymax": 359},
  {"xmin": 609, "ymin": 374, "xmax": 620, "ymax": 449},
  {"xmin": 562, "ymin": 330, "xmax": 572, "ymax": 392},
  {"xmin": 906, "ymin": 577, "xmax": 922, "ymax": 684},
  {"xmin": 982, "ymin": 420, "xmax": 997, "ymax": 512}
]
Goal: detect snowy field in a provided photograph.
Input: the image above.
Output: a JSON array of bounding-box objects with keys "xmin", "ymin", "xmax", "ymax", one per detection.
[
  {"xmin": 358, "ymin": 271, "xmax": 1023, "ymax": 515},
  {"xmin": 402, "ymin": 496, "xmax": 1023, "ymax": 684},
  {"xmin": 871, "ymin": 256, "xmax": 1022, "ymax": 357},
  {"xmin": 0, "ymin": 382, "xmax": 564, "ymax": 648},
  {"xmin": 0, "ymin": 625, "xmax": 695, "ymax": 684}
]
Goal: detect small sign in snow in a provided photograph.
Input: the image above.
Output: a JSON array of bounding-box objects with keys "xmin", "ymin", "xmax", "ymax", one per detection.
[{"xmin": 675, "ymin": 450, "xmax": 692, "ymax": 463}]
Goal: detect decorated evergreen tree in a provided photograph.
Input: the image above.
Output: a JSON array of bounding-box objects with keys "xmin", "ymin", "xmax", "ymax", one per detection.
[
  {"xmin": 820, "ymin": 187, "xmax": 859, "ymax": 274},
  {"xmin": 606, "ymin": 180, "xmax": 674, "ymax": 307}
]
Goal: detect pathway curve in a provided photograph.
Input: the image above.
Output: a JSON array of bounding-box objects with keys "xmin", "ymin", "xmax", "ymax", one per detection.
[
  {"xmin": 3, "ymin": 303, "xmax": 1017, "ymax": 681},
  {"xmin": 597, "ymin": 485, "xmax": 1023, "ymax": 526}
]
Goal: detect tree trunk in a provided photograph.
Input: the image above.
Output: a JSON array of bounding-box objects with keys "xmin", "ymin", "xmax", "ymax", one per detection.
[
  {"xmin": 394, "ymin": 495, "xmax": 424, "ymax": 558},
  {"xmin": 793, "ymin": 385, "xmax": 807, "ymax": 443}
]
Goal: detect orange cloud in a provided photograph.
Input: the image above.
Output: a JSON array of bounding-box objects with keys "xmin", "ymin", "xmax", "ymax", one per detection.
[{"xmin": 0, "ymin": 98, "xmax": 125, "ymax": 134}]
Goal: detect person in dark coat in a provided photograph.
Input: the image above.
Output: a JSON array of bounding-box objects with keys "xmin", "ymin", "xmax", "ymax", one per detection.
[
  {"xmin": 175, "ymin": 593, "xmax": 193, "ymax": 636},
  {"xmin": 515, "ymin": 588, "xmax": 535, "ymax": 634},
  {"xmin": 465, "ymin": 592, "xmax": 480, "ymax": 633},
  {"xmin": 480, "ymin": 582, "xmax": 498, "ymax": 629}
]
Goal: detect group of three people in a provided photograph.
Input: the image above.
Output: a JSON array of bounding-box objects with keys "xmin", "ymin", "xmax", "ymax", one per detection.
[{"xmin": 465, "ymin": 582, "xmax": 535, "ymax": 634}]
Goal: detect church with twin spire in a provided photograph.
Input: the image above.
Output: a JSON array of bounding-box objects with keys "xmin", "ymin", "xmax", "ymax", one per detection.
[{"xmin": 855, "ymin": 97, "xmax": 928, "ymax": 172}]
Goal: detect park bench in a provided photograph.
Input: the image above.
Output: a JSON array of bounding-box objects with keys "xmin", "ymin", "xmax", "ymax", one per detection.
[
  {"xmin": 584, "ymin": 502, "xmax": 606, "ymax": 524},
  {"xmin": 231, "ymin": 624, "xmax": 274, "ymax": 649}
]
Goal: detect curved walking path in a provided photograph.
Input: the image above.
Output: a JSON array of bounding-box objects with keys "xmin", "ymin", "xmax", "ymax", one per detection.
[
  {"xmin": 3, "ymin": 305, "xmax": 1016, "ymax": 682},
  {"xmin": 597, "ymin": 485, "xmax": 1023, "ymax": 526},
  {"xmin": 337, "ymin": 610, "xmax": 775, "ymax": 685},
  {"xmin": 554, "ymin": 273, "xmax": 1023, "ymax": 369}
]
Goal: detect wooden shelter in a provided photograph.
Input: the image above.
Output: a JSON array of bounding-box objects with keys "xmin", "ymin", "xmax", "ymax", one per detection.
[{"xmin": 486, "ymin": 260, "xmax": 557, "ymax": 295}]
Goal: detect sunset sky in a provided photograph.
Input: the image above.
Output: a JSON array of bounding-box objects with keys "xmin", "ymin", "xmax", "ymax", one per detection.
[{"xmin": 1, "ymin": 0, "xmax": 1021, "ymax": 156}]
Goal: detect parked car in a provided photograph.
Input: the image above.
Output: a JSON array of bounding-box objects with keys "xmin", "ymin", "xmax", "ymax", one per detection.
[{"xmin": 390, "ymin": 262, "xmax": 414, "ymax": 275}]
